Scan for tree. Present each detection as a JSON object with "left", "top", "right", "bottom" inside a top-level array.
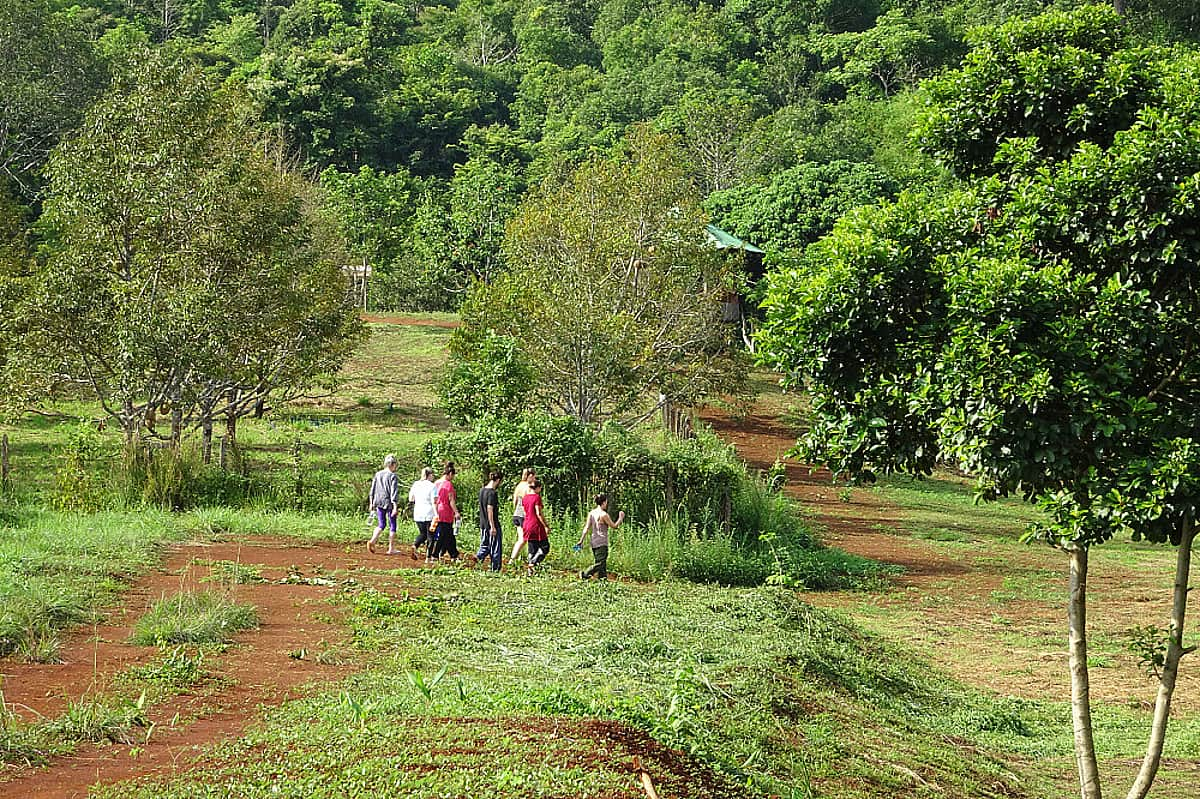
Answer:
[
  {"left": 30, "top": 51, "right": 362, "bottom": 450},
  {"left": 758, "top": 8, "right": 1200, "bottom": 799},
  {"left": 458, "top": 128, "right": 745, "bottom": 425},
  {"left": 705, "top": 159, "right": 897, "bottom": 255},
  {"left": 0, "top": 0, "right": 103, "bottom": 194}
]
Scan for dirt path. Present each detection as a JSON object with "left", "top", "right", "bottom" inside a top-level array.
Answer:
[
  {"left": 362, "top": 313, "right": 460, "bottom": 328},
  {"left": 702, "top": 409, "right": 1200, "bottom": 716},
  {"left": 0, "top": 538, "right": 400, "bottom": 799}
]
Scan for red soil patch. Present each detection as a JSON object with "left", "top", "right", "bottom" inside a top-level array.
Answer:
[
  {"left": 362, "top": 313, "right": 460, "bottom": 328},
  {"left": 0, "top": 538, "right": 412, "bottom": 799}
]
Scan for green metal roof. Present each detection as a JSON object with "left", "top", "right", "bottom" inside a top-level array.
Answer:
[{"left": 705, "top": 224, "right": 764, "bottom": 254}]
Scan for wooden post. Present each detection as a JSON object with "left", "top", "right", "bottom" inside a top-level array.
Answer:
[
  {"left": 219, "top": 435, "right": 228, "bottom": 471},
  {"left": 292, "top": 437, "right": 303, "bottom": 509},
  {"left": 362, "top": 256, "right": 369, "bottom": 311},
  {"left": 1, "top": 433, "right": 9, "bottom": 487}
]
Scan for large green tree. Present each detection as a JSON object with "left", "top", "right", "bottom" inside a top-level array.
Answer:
[
  {"left": 0, "top": 0, "right": 103, "bottom": 193},
  {"left": 759, "top": 8, "right": 1200, "bottom": 799},
  {"left": 456, "top": 129, "right": 745, "bottom": 425},
  {"left": 27, "top": 51, "right": 362, "bottom": 447}
]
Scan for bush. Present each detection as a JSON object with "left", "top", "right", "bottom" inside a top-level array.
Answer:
[
  {"left": 112, "top": 445, "right": 264, "bottom": 510},
  {"left": 438, "top": 330, "right": 535, "bottom": 425},
  {"left": 51, "top": 422, "right": 107, "bottom": 513},
  {"left": 427, "top": 413, "right": 742, "bottom": 524}
]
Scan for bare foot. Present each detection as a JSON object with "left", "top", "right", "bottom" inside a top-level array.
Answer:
[
  {"left": 367, "top": 540, "right": 376, "bottom": 554},
  {"left": 386, "top": 550, "right": 398, "bottom": 555}
]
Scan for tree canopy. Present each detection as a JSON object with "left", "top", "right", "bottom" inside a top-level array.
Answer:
[
  {"left": 454, "top": 129, "right": 746, "bottom": 425},
  {"left": 18, "top": 51, "right": 362, "bottom": 443},
  {"left": 758, "top": 7, "right": 1200, "bottom": 798}
]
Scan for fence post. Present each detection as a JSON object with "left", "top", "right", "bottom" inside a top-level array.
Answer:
[
  {"left": 219, "top": 435, "right": 228, "bottom": 471},
  {"left": 292, "top": 437, "right": 304, "bottom": 509},
  {"left": 1, "top": 433, "right": 9, "bottom": 487}
]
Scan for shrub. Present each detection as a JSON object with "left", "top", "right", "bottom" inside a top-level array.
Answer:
[
  {"left": 52, "top": 422, "right": 107, "bottom": 513},
  {"left": 438, "top": 330, "right": 535, "bottom": 425}
]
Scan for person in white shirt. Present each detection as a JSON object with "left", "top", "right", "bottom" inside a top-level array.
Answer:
[{"left": 408, "top": 466, "right": 437, "bottom": 560}]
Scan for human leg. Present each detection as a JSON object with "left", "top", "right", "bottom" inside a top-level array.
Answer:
[
  {"left": 528, "top": 539, "right": 549, "bottom": 566},
  {"left": 487, "top": 529, "right": 503, "bottom": 571},
  {"left": 368, "top": 508, "right": 387, "bottom": 553},
  {"left": 582, "top": 545, "right": 608, "bottom": 579},
  {"left": 509, "top": 518, "right": 526, "bottom": 562},
  {"left": 385, "top": 513, "right": 398, "bottom": 554},
  {"left": 412, "top": 520, "right": 431, "bottom": 559}
]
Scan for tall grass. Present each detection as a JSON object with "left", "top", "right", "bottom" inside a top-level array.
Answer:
[
  {"left": 0, "top": 508, "right": 188, "bottom": 659},
  {"left": 130, "top": 591, "right": 258, "bottom": 646}
]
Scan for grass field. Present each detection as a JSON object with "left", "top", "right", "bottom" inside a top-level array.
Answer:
[{"left": 2, "top": 319, "right": 1198, "bottom": 797}]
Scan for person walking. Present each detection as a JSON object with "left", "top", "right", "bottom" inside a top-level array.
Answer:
[
  {"left": 408, "top": 466, "right": 437, "bottom": 560},
  {"left": 509, "top": 468, "right": 535, "bottom": 564},
  {"left": 476, "top": 471, "right": 504, "bottom": 572},
  {"left": 367, "top": 454, "right": 400, "bottom": 555},
  {"left": 521, "top": 479, "right": 550, "bottom": 571},
  {"left": 577, "top": 494, "right": 624, "bottom": 580},
  {"left": 431, "top": 462, "right": 461, "bottom": 561}
]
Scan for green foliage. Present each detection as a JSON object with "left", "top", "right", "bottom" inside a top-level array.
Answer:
[
  {"left": 673, "top": 538, "right": 771, "bottom": 587},
  {"left": 123, "top": 646, "right": 209, "bottom": 693},
  {"left": 43, "top": 693, "right": 149, "bottom": 746},
  {"left": 0, "top": 0, "right": 103, "bottom": 192},
  {"left": 462, "top": 128, "right": 745, "bottom": 423},
  {"left": 762, "top": 6, "right": 1200, "bottom": 550},
  {"left": 437, "top": 331, "right": 535, "bottom": 425},
  {"left": 706, "top": 159, "right": 898, "bottom": 255},
  {"left": 51, "top": 422, "right": 108, "bottom": 513},
  {"left": 915, "top": 5, "right": 1153, "bottom": 176},
  {"left": 130, "top": 590, "right": 258, "bottom": 646},
  {"left": 0, "top": 583, "right": 88, "bottom": 662},
  {"left": 30, "top": 48, "right": 363, "bottom": 440}
]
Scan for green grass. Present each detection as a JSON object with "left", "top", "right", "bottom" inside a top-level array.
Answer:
[
  {"left": 873, "top": 473, "right": 1044, "bottom": 542},
  {"left": 130, "top": 591, "right": 258, "bottom": 646},
  {"left": 0, "top": 508, "right": 189, "bottom": 659},
  {"left": 93, "top": 570, "right": 1098, "bottom": 799}
]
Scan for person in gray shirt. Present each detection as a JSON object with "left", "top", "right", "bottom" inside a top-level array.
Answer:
[{"left": 368, "top": 454, "right": 400, "bottom": 554}]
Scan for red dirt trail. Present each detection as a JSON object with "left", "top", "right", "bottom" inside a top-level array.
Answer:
[{"left": 0, "top": 538, "right": 383, "bottom": 799}]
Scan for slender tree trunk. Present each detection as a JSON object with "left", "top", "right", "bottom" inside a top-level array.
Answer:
[
  {"left": 170, "top": 405, "right": 182, "bottom": 449},
  {"left": 1069, "top": 545, "right": 1103, "bottom": 799},
  {"left": 123, "top": 399, "right": 136, "bottom": 446},
  {"left": 1126, "top": 516, "right": 1196, "bottom": 799},
  {"left": 226, "top": 411, "right": 238, "bottom": 454},
  {"left": 201, "top": 416, "right": 213, "bottom": 465}
]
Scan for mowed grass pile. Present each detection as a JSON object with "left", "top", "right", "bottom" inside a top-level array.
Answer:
[
  {"left": 101, "top": 570, "right": 1063, "bottom": 799},
  {"left": 130, "top": 591, "right": 258, "bottom": 646}
]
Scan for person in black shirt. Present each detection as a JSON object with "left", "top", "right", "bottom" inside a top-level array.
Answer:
[{"left": 475, "top": 471, "right": 504, "bottom": 571}]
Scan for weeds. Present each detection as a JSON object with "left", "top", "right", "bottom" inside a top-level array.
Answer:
[
  {"left": 44, "top": 693, "right": 150, "bottom": 745},
  {"left": 0, "top": 585, "right": 88, "bottom": 662},
  {"left": 123, "top": 646, "right": 209, "bottom": 693},
  {"left": 198, "top": 559, "right": 267, "bottom": 586},
  {"left": 130, "top": 591, "right": 258, "bottom": 646}
]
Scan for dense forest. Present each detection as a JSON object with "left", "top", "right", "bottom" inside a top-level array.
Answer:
[{"left": 3, "top": 0, "right": 1199, "bottom": 312}]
